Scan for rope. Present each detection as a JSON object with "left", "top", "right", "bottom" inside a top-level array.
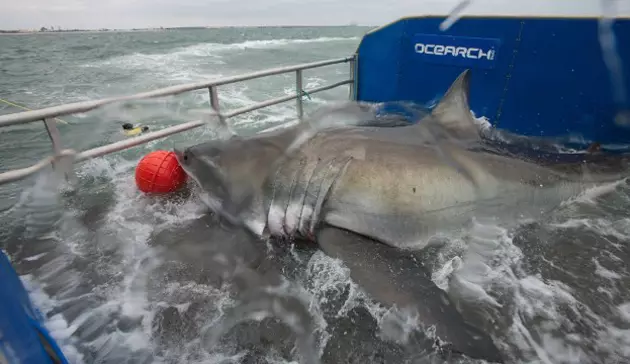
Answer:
[{"left": 0, "top": 98, "right": 69, "bottom": 124}]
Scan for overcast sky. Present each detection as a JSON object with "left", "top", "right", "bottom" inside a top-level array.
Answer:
[{"left": 1, "top": 0, "right": 629, "bottom": 30}]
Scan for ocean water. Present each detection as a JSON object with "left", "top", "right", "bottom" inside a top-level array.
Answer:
[{"left": 1, "top": 26, "right": 630, "bottom": 364}]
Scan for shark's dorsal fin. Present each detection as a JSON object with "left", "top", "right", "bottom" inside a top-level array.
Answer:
[{"left": 428, "top": 69, "right": 481, "bottom": 141}]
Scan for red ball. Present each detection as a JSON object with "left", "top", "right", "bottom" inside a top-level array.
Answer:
[{"left": 135, "top": 150, "right": 187, "bottom": 194}]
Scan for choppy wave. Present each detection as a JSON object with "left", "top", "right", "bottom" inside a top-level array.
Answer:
[
  {"left": 72, "top": 35, "right": 353, "bottom": 133},
  {"left": 182, "top": 36, "right": 360, "bottom": 54},
  {"left": 83, "top": 36, "right": 358, "bottom": 71}
]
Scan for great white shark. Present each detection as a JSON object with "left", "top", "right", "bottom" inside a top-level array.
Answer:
[{"left": 173, "top": 69, "right": 630, "bottom": 363}]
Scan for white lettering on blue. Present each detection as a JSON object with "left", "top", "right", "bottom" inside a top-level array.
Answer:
[{"left": 414, "top": 43, "right": 495, "bottom": 61}]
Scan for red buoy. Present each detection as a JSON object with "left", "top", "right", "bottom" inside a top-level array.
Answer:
[{"left": 135, "top": 150, "right": 187, "bottom": 194}]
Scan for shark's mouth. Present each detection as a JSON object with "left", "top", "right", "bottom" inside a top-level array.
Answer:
[
  {"left": 174, "top": 149, "right": 231, "bottom": 214},
  {"left": 174, "top": 147, "right": 270, "bottom": 239}
]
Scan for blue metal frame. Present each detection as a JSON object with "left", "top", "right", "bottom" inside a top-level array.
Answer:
[{"left": 0, "top": 249, "right": 68, "bottom": 364}]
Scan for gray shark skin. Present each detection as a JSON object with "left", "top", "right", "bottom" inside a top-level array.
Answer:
[
  {"left": 315, "top": 226, "right": 505, "bottom": 363},
  {"left": 175, "top": 70, "right": 630, "bottom": 248},
  {"left": 173, "top": 69, "right": 630, "bottom": 363}
]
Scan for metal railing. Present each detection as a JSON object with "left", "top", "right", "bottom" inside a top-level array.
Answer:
[{"left": 0, "top": 56, "right": 356, "bottom": 186}]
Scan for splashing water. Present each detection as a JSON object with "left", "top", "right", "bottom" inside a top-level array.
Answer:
[
  {"left": 599, "top": 0, "right": 630, "bottom": 127},
  {"left": 440, "top": 0, "right": 473, "bottom": 31}
]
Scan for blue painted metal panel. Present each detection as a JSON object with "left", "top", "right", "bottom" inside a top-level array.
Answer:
[
  {"left": 356, "top": 16, "right": 630, "bottom": 146},
  {"left": 0, "top": 249, "right": 65, "bottom": 364},
  {"left": 501, "top": 18, "right": 630, "bottom": 143},
  {"left": 356, "top": 20, "right": 413, "bottom": 103}
]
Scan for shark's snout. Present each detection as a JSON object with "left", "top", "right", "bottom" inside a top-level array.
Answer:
[
  {"left": 173, "top": 144, "right": 235, "bottom": 208},
  {"left": 173, "top": 148, "right": 186, "bottom": 166},
  {"left": 173, "top": 148, "right": 183, "bottom": 157},
  {"left": 173, "top": 147, "right": 195, "bottom": 180}
]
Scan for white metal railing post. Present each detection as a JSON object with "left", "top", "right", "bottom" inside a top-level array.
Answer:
[
  {"left": 209, "top": 86, "right": 225, "bottom": 126},
  {"left": 349, "top": 56, "right": 356, "bottom": 101},
  {"left": 43, "top": 117, "right": 76, "bottom": 183},
  {"left": 296, "top": 70, "right": 303, "bottom": 120},
  {"left": 43, "top": 118, "right": 62, "bottom": 156}
]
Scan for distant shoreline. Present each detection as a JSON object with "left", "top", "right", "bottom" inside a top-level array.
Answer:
[{"left": 0, "top": 24, "right": 370, "bottom": 35}]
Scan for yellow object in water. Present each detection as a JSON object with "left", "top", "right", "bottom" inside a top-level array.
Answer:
[
  {"left": 123, "top": 127, "right": 146, "bottom": 137},
  {"left": 122, "top": 123, "right": 149, "bottom": 137}
]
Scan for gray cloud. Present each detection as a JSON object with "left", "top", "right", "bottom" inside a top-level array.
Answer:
[{"left": 1, "top": 0, "right": 628, "bottom": 30}]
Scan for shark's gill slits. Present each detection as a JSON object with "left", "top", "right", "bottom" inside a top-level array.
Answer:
[
  {"left": 307, "top": 157, "right": 354, "bottom": 237},
  {"left": 266, "top": 155, "right": 300, "bottom": 237},
  {"left": 284, "top": 156, "right": 313, "bottom": 237}
]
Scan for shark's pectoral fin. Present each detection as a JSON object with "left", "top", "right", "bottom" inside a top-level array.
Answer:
[{"left": 316, "top": 226, "right": 504, "bottom": 363}]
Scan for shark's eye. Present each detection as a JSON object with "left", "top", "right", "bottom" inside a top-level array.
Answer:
[{"left": 183, "top": 152, "right": 188, "bottom": 161}]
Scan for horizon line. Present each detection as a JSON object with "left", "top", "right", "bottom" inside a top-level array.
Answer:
[{"left": 0, "top": 24, "right": 376, "bottom": 33}]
